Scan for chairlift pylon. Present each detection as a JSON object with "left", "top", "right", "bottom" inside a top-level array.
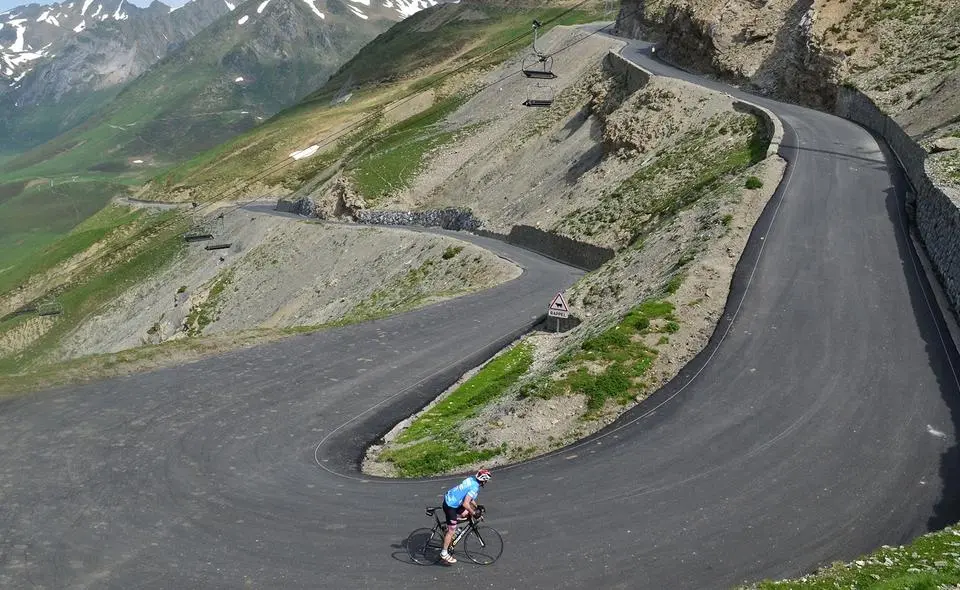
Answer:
[
  {"left": 522, "top": 82, "right": 555, "bottom": 108},
  {"left": 604, "top": 0, "right": 618, "bottom": 18},
  {"left": 521, "top": 20, "right": 557, "bottom": 80}
]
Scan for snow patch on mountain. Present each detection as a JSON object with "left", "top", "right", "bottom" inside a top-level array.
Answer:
[
  {"left": 73, "top": 19, "right": 85, "bottom": 32},
  {"left": 301, "top": 0, "right": 324, "bottom": 19},
  {"left": 237, "top": 14, "right": 248, "bottom": 24},
  {"left": 385, "top": 0, "right": 437, "bottom": 19},
  {"left": 80, "top": 0, "right": 94, "bottom": 16},
  {"left": 348, "top": 5, "right": 367, "bottom": 19},
  {"left": 256, "top": 0, "right": 270, "bottom": 14},
  {"left": 7, "top": 19, "right": 26, "bottom": 52},
  {"left": 37, "top": 10, "right": 62, "bottom": 26},
  {"left": 290, "top": 145, "right": 319, "bottom": 160},
  {"left": 224, "top": 0, "right": 235, "bottom": 10},
  {"left": 112, "top": 0, "right": 127, "bottom": 21}
]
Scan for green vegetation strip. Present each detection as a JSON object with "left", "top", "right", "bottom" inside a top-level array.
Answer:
[
  {"left": 0, "top": 212, "right": 182, "bottom": 375},
  {"left": 380, "top": 341, "right": 534, "bottom": 477},
  {"left": 346, "top": 96, "right": 468, "bottom": 203},
  {"left": 744, "top": 526, "right": 960, "bottom": 590},
  {"left": 0, "top": 205, "right": 142, "bottom": 296},
  {"left": 560, "top": 113, "right": 767, "bottom": 244},
  {"left": 522, "top": 300, "right": 677, "bottom": 415}
]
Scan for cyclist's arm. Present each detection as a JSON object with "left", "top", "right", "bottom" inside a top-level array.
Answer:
[{"left": 465, "top": 496, "right": 479, "bottom": 516}]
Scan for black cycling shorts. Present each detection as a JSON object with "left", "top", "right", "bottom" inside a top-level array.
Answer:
[{"left": 442, "top": 501, "right": 465, "bottom": 526}]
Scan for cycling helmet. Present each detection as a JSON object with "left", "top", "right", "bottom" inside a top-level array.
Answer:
[{"left": 475, "top": 469, "right": 492, "bottom": 483}]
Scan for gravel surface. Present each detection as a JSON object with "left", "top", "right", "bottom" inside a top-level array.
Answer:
[{"left": 57, "top": 211, "right": 519, "bottom": 359}]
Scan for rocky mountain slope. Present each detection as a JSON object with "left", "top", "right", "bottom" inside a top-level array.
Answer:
[
  {"left": 615, "top": 0, "right": 959, "bottom": 136},
  {"left": 0, "top": 0, "right": 442, "bottom": 179},
  {"left": 0, "top": 0, "right": 231, "bottom": 150}
]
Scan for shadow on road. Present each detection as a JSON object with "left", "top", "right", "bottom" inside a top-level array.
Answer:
[{"left": 879, "top": 137, "right": 960, "bottom": 532}]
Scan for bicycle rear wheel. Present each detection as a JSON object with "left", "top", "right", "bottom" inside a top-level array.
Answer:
[
  {"left": 407, "top": 527, "right": 443, "bottom": 565},
  {"left": 463, "top": 525, "right": 503, "bottom": 565}
]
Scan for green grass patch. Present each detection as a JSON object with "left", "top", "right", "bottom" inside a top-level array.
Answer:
[
  {"left": 341, "top": 259, "right": 445, "bottom": 324},
  {"left": 0, "top": 180, "right": 129, "bottom": 279},
  {"left": 346, "top": 95, "right": 467, "bottom": 203},
  {"left": 0, "top": 205, "right": 143, "bottom": 297},
  {"left": 397, "top": 341, "right": 533, "bottom": 444},
  {"left": 185, "top": 268, "right": 235, "bottom": 337},
  {"left": 558, "top": 112, "right": 768, "bottom": 245},
  {"left": 380, "top": 341, "right": 534, "bottom": 477},
  {"left": 309, "top": 6, "right": 603, "bottom": 104},
  {"left": 665, "top": 273, "right": 685, "bottom": 295},
  {"left": 744, "top": 526, "right": 960, "bottom": 589},
  {"left": 526, "top": 299, "right": 678, "bottom": 414},
  {"left": 442, "top": 245, "right": 464, "bottom": 260},
  {"left": 745, "top": 176, "right": 763, "bottom": 189},
  {"left": 0, "top": 212, "right": 182, "bottom": 374},
  {"left": 379, "top": 439, "right": 502, "bottom": 478}
]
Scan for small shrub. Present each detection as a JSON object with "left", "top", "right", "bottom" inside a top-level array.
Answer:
[
  {"left": 638, "top": 300, "right": 674, "bottom": 319},
  {"left": 581, "top": 328, "right": 631, "bottom": 352},
  {"left": 177, "top": 285, "right": 187, "bottom": 294},
  {"left": 745, "top": 176, "right": 763, "bottom": 189},
  {"left": 663, "top": 321, "right": 680, "bottom": 333},
  {"left": 721, "top": 213, "right": 733, "bottom": 226},
  {"left": 623, "top": 311, "right": 650, "bottom": 332},
  {"left": 665, "top": 273, "right": 684, "bottom": 294},
  {"left": 519, "top": 378, "right": 561, "bottom": 400},
  {"left": 442, "top": 245, "right": 463, "bottom": 260}
]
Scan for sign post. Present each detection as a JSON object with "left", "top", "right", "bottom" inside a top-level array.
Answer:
[{"left": 547, "top": 292, "right": 570, "bottom": 333}]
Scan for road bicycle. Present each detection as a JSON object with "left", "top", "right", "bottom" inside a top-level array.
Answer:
[{"left": 406, "top": 505, "right": 504, "bottom": 565}]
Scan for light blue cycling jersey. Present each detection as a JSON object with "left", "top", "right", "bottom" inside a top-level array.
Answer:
[{"left": 444, "top": 476, "right": 480, "bottom": 508}]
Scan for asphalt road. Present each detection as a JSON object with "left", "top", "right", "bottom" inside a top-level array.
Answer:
[{"left": 1, "top": 32, "right": 959, "bottom": 590}]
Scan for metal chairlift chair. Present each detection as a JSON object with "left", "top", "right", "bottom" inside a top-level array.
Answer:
[
  {"left": 36, "top": 296, "right": 63, "bottom": 317},
  {"left": 523, "top": 83, "right": 555, "bottom": 108},
  {"left": 183, "top": 202, "right": 213, "bottom": 242},
  {"left": 204, "top": 212, "right": 232, "bottom": 251},
  {"left": 521, "top": 20, "right": 557, "bottom": 80}
]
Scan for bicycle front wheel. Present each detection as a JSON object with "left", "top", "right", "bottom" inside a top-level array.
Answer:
[
  {"left": 463, "top": 525, "right": 503, "bottom": 565},
  {"left": 407, "top": 527, "right": 442, "bottom": 565}
]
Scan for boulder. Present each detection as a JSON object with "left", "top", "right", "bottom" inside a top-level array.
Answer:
[{"left": 931, "top": 137, "right": 960, "bottom": 153}]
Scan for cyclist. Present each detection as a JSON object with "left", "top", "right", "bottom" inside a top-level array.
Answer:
[{"left": 439, "top": 468, "right": 491, "bottom": 564}]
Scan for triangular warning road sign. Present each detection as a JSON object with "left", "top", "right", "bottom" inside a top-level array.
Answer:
[{"left": 549, "top": 292, "right": 569, "bottom": 313}]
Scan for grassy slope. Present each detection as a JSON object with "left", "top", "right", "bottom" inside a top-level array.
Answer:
[
  {"left": 0, "top": 208, "right": 183, "bottom": 375},
  {"left": 138, "top": 2, "right": 606, "bottom": 203},
  {"left": 744, "top": 526, "right": 960, "bottom": 590},
  {"left": 0, "top": 180, "right": 130, "bottom": 277},
  {"left": 0, "top": 203, "right": 141, "bottom": 295},
  {"left": 0, "top": 0, "right": 397, "bottom": 186},
  {"left": 380, "top": 341, "right": 534, "bottom": 477}
]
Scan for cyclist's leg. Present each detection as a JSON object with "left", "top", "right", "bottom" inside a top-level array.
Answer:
[{"left": 441, "top": 502, "right": 460, "bottom": 563}]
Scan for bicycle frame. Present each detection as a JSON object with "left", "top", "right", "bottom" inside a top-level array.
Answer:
[
  {"left": 428, "top": 509, "right": 481, "bottom": 550},
  {"left": 409, "top": 505, "right": 502, "bottom": 566}
]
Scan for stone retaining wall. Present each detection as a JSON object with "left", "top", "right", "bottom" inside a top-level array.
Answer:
[
  {"left": 475, "top": 226, "right": 614, "bottom": 271},
  {"left": 275, "top": 197, "right": 317, "bottom": 217},
  {"left": 835, "top": 87, "right": 960, "bottom": 313},
  {"left": 604, "top": 50, "right": 651, "bottom": 92},
  {"left": 732, "top": 100, "right": 783, "bottom": 158},
  {"left": 353, "top": 208, "right": 482, "bottom": 231}
]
